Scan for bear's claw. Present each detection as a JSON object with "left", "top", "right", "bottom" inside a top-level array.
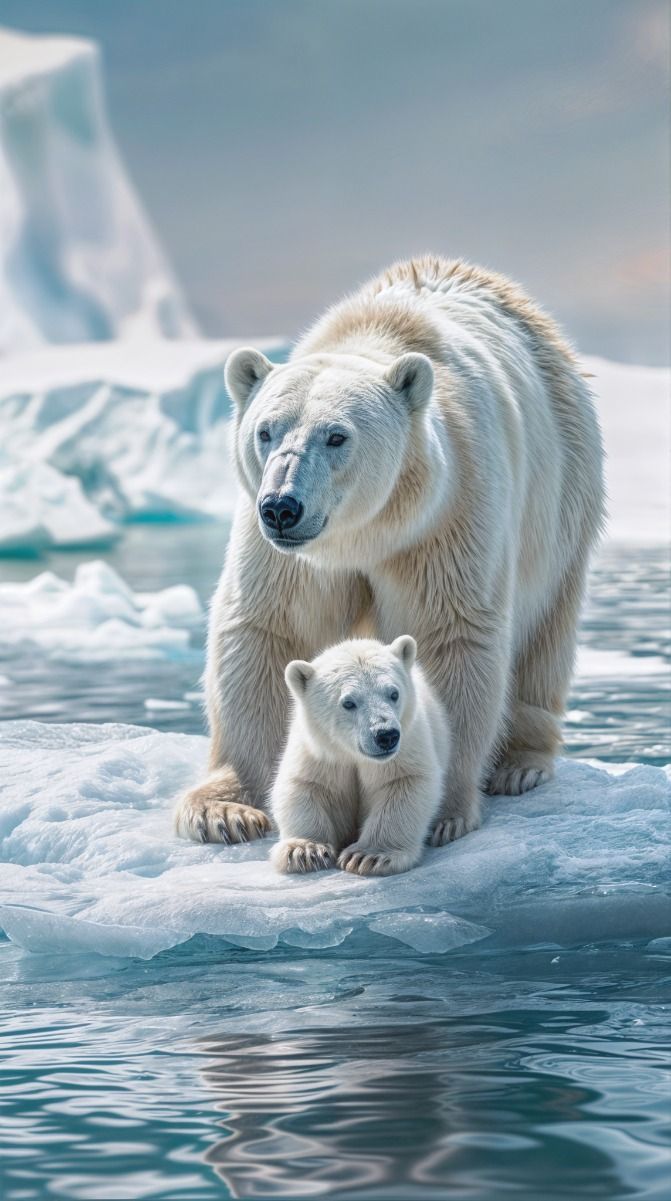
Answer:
[
  {"left": 429, "top": 810, "right": 480, "bottom": 846},
  {"left": 337, "top": 844, "right": 416, "bottom": 876},
  {"left": 272, "top": 838, "right": 335, "bottom": 874}
]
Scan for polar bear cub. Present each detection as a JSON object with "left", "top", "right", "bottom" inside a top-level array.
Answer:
[{"left": 270, "top": 636, "right": 450, "bottom": 876}]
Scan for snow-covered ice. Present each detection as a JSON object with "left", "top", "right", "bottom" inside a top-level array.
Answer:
[
  {"left": 0, "top": 560, "right": 203, "bottom": 661},
  {"left": 0, "top": 338, "right": 285, "bottom": 551},
  {"left": 584, "top": 356, "right": 670, "bottom": 545},
  {"left": 0, "top": 27, "right": 196, "bottom": 353},
  {"left": 0, "top": 721, "right": 667, "bottom": 959}
]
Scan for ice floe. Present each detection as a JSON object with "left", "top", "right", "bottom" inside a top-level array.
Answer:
[
  {"left": 0, "top": 27, "right": 195, "bottom": 353},
  {"left": 0, "top": 560, "right": 203, "bottom": 661},
  {"left": 0, "top": 721, "right": 667, "bottom": 959},
  {"left": 0, "top": 337, "right": 286, "bottom": 551}
]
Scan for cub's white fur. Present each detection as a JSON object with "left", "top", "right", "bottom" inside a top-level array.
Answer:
[
  {"left": 175, "top": 256, "right": 604, "bottom": 848},
  {"left": 271, "top": 637, "right": 449, "bottom": 876}
]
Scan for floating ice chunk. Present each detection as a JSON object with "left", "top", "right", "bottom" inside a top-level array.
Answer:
[
  {"left": 136, "top": 585, "right": 204, "bottom": 630},
  {"left": 367, "top": 912, "right": 491, "bottom": 953},
  {"left": 0, "top": 721, "right": 668, "bottom": 960},
  {"left": 0, "top": 28, "right": 196, "bottom": 353},
  {"left": 0, "top": 561, "right": 203, "bottom": 661}
]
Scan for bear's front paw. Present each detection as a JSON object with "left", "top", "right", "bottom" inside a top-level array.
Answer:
[
  {"left": 337, "top": 844, "right": 417, "bottom": 876},
  {"left": 272, "top": 838, "right": 335, "bottom": 874},
  {"left": 429, "top": 808, "right": 480, "bottom": 847},
  {"left": 175, "top": 767, "right": 271, "bottom": 844}
]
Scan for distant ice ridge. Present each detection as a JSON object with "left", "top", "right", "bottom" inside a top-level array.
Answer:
[
  {"left": 0, "top": 348, "right": 665, "bottom": 555},
  {"left": 585, "top": 356, "right": 670, "bottom": 546},
  {"left": 0, "top": 561, "right": 203, "bottom": 661},
  {"left": 0, "top": 338, "right": 286, "bottom": 551},
  {"left": 0, "top": 721, "right": 668, "bottom": 959},
  {"left": 0, "top": 27, "right": 196, "bottom": 352}
]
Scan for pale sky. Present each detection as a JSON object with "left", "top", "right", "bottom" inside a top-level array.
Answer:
[{"left": 4, "top": 0, "right": 670, "bottom": 363}]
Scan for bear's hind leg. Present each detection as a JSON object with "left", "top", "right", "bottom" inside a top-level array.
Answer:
[
  {"left": 486, "top": 701, "right": 560, "bottom": 795},
  {"left": 486, "top": 556, "right": 587, "bottom": 797}
]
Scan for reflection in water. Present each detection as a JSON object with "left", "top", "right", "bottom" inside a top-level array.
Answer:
[
  {"left": 199, "top": 1007, "right": 660, "bottom": 1199},
  {"left": 0, "top": 941, "right": 669, "bottom": 1200}
]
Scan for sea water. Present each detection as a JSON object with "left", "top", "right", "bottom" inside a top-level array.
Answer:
[{"left": 0, "top": 527, "right": 669, "bottom": 1200}]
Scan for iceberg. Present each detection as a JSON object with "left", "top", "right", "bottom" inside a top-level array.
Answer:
[
  {"left": 0, "top": 27, "right": 196, "bottom": 352},
  {"left": 0, "top": 559, "right": 203, "bottom": 661},
  {"left": 0, "top": 459, "right": 117, "bottom": 552},
  {"left": 0, "top": 337, "right": 286, "bottom": 551},
  {"left": 0, "top": 720, "right": 668, "bottom": 960}
]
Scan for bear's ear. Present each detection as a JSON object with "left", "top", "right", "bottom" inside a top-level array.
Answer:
[
  {"left": 390, "top": 635, "right": 416, "bottom": 669},
  {"left": 285, "top": 660, "right": 316, "bottom": 696},
  {"left": 225, "top": 347, "right": 275, "bottom": 411},
  {"left": 384, "top": 353, "right": 434, "bottom": 413}
]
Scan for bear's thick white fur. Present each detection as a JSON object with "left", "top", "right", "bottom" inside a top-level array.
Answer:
[
  {"left": 270, "top": 636, "right": 449, "bottom": 876},
  {"left": 175, "top": 256, "right": 604, "bottom": 847}
]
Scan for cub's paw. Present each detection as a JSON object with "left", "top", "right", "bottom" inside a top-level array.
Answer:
[
  {"left": 272, "top": 838, "right": 335, "bottom": 874},
  {"left": 174, "top": 766, "right": 271, "bottom": 844},
  {"left": 337, "top": 844, "right": 417, "bottom": 877},
  {"left": 486, "top": 757, "right": 553, "bottom": 797},
  {"left": 429, "top": 808, "right": 480, "bottom": 847}
]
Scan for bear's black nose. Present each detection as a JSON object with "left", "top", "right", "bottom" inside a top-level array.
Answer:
[
  {"left": 260, "top": 493, "right": 304, "bottom": 533},
  {"left": 374, "top": 726, "right": 400, "bottom": 752}
]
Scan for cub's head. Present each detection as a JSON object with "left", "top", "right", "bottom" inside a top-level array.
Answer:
[
  {"left": 285, "top": 636, "right": 417, "bottom": 762},
  {"left": 225, "top": 347, "right": 434, "bottom": 554}
]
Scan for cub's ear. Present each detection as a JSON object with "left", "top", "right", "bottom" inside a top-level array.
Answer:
[
  {"left": 390, "top": 635, "right": 417, "bottom": 669},
  {"left": 384, "top": 353, "right": 434, "bottom": 413},
  {"left": 225, "top": 347, "right": 275, "bottom": 410},
  {"left": 285, "top": 660, "right": 316, "bottom": 696}
]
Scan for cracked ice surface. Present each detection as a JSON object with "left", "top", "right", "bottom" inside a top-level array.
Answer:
[{"left": 0, "top": 721, "right": 667, "bottom": 959}]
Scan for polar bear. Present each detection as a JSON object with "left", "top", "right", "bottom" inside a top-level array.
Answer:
[
  {"left": 175, "top": 256, "right": 604, "bottom": 847},
  {"left": 270, "top": 635, "right": 449, "bottom": 876}
]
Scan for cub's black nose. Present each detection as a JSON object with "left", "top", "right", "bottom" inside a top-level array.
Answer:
[
  {"left": 260, "top": 493, "right": 304, "bottom": 532},
  {"left": 374, "top": 726, "right": 400, "bottom": 752}
]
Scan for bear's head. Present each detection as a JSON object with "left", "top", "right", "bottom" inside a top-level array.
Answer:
[
  {"left": 225, "top": 347, "right": 434, "bottom": 555},
  {"left": 284, "top": 635, "right": 417, "bottom": 762}
]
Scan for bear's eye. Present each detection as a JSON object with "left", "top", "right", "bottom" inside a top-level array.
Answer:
[
  {"left": 327, "top": 432, "right": 347, "bottom": 447},
  {"left": 390, "top": 689, "right": 399, "bottom": 702},
  {"left": 341, "top": 698, "right": 357, "bottom": 711},
  {"left": 258, "top": 430, "right": 271, "bottom": 443}
]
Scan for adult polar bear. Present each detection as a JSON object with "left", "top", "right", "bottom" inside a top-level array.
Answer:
[{"left": 176, "top": 256, "right": 604, "bottom": 846}]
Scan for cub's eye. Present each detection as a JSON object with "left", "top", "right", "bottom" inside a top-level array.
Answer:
[
  {"left": 327, "top": 432, "right": 347, "bottom": 447},
  {"left": 341, "top": 698, "right": 357, "bottom": 711},
  {"left": 390, "top": 689, "right": 399, "bottom": 702},
  {"left": 258, "top": 430, "right": 271, "bottom": 443}
]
